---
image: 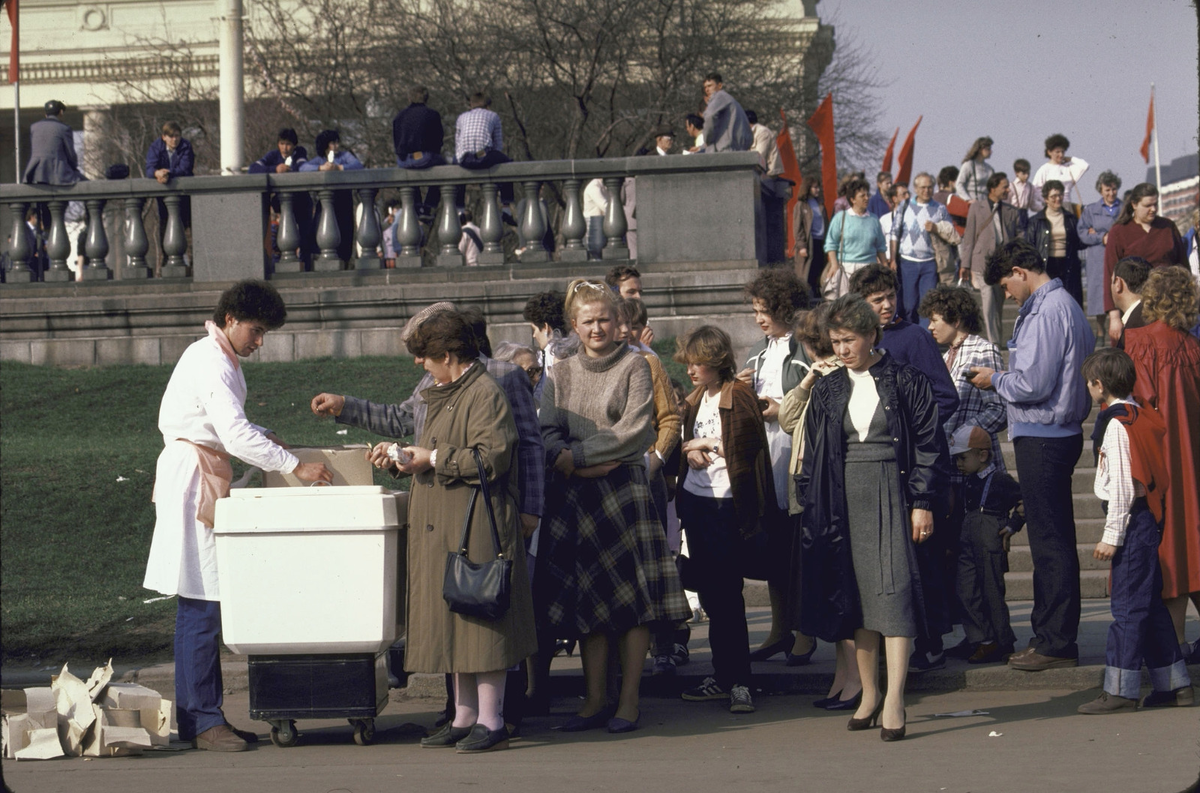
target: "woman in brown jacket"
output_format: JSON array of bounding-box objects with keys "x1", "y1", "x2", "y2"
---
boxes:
[
  {"x1": 382, "y1": 310, "x2": 537, "y2": 754},
  {"x1": 675, "y1": 326, "x2": 777, "y2": 714}
]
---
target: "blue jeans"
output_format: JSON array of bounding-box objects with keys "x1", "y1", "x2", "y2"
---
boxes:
[
  {"x1": 1104, "y1": 501, "x2": 1191, "y2": 699},
  {"x1": 397, "y1": 153, "x2": 446, "y2": 208},
  {"x1": 899, "y1": 257, "x2": 938, "y2": 327},
  {"x1": 175, "y1": 596, "x2": 226, "y2": 740},
  {"x1": 586, "y1": 216, "x2": 605, "y2": 259}
]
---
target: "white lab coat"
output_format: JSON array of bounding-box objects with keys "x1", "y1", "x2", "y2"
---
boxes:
[{"x1": 143, "y1": 334, "x2": 298, "y2": 600}]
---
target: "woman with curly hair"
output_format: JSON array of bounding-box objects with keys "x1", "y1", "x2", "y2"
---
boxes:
[
  {"x1": 1031, "y1": 133, "x2": 1088, "y2": 213},
  {"x1": 955, "y1": 136, "x2": 994, "y2": 203},
  {"x1": 1025, "y1": 179, "x2": 1084, "y2": 306},
  {"x1": 823, "y1": 177, "x2": 888, "y2": 299},
  {"x1": 1078, "y1": 171, "x2": 1123, "y2": 331},
  {"x1": 738, "y1": 267, "x2": 814, "y2": 663},
  {"x1": 1123, "y1": 267, "x2": 1200, "y2": 665},
  {"x1": 536, "y1": 279, "x2": 689, "y2": 733},
  {"x1": 1103, "y1": 183, "x2": 1188, "y2": 345}
]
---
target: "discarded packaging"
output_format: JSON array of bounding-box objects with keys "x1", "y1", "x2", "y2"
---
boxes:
[{"x1": 933, "y1": 709, "x2": 990, "y2": 717}]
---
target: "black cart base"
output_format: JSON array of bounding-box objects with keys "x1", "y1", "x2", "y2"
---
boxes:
[{"x1": 248, "y1": 652, "x2": 389, "y2": 746}]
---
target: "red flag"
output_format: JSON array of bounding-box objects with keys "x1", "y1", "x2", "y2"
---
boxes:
[
  {"x1": 895, "y1": 116, "x2": 922, "y2": 188},
  {"x1": 1140, "y1": 89, "x2": 1154, "y2": 164},
  {"x1": 777, "y1": 109, "x2": 803, "y2": 257},
  {"x1": 881, "y1": 127, "x2": 899, "y2": 174},
  {"x1": 3, "y1": 0, "x2": 17, "y2": 84},
  {"x1": 806, "y1": 93, "x2": 836, "y2": 219}
]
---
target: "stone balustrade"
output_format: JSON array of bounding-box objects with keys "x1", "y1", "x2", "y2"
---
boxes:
[{"x1": 1, "y1": 153, "x2": 766, "y2": 284}]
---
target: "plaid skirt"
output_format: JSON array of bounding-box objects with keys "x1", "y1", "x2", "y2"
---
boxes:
[{"x1": 535, "y1": 463, "x2": 691, "y2": 635}]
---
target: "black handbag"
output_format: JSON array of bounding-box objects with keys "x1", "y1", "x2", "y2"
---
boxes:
[{"x1": 442, "y1": 448, "x2": 513, "y2": 620}]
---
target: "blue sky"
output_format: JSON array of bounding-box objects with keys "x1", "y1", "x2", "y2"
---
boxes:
[{"x1": 803, "y1": 0, "x2": 1198, "y2": 201}]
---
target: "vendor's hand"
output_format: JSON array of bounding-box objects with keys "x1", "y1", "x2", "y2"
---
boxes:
[
  {"x1": 311, "y1": 392, "x2": 346, "y2": 417},
  {"x1": 293, "y1": 462, "x2": 333, "y2": 483},
  {"x1": 735, "y1": 366, "x2": 755, "y2": 385},
  {"x1": 911, "y1": 508, "x2": 934, "y2": 544},
  {"x1": 1093, "y1": 541, "x2": 1117, "y2": 562},
  {"x1": 966, "y1": 366, "x2": 996, "y2": 391},
  {"x1": 553, "y1": 449, "x2": 576, "y2": 478},
  {"x1": 520, "y1": 513, "x2": 539, "y2": 538},
  {"x1": 367, "y1": 441, "x2": 397, "y2": 471},
  {"x1": 397, "y1": 445, "x2": 432, "y2": 475},
  {"x1": 575, "y1": 461, "x2": 620, "y2": 479},
  {"x1": 647, "y1": 454, "x2": 664, "y2": 478},
  {"x1": 640, "y1": 324, "x2": 655, "y2": 347},
  {"x1": 686, "y1": 449, "x2": 713, "y2": 469},
  {"x1": 761, "y1": 396, "x2": 780, "y2": 422},
  {"x1": 265, "y1": 432, "x2": 291, "y2": 449}
]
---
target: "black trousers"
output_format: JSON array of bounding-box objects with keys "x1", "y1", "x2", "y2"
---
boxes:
[
  {"x1": 1014, "y1": 434, "x2": 1083, "y2": 658},
  {"x1": 677, "y1": 490, "x2": 751, "y2": 690}
]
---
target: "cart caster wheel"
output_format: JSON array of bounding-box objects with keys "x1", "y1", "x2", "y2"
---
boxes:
[
  {"x1": 270, "y1": 720, "x2": 298, "y2": 747},
  {"x1": 351, "y1": 719, "x2": 375, "y2": 746}
]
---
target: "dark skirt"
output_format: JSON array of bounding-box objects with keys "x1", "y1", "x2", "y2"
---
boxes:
[{"x1": 535, "y1": 463, "x2": 691, "y2": 635}]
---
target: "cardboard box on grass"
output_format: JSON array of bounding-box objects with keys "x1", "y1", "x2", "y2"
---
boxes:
[{"x1": 263, "y1": 445, "x2": 374, "y2": 487}]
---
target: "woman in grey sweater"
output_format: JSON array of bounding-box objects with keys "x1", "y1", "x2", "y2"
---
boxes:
[{"x1": 536, "y1": 279, "x2": 690, "y2": 734}]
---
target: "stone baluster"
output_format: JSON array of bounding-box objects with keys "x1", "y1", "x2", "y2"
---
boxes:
[
  {"x1": 5, "y1": 202, "x2": 33, "y2": 283},
  {"x1": 559, "y1": 179, "x2": 588, "y2": 262},
  {"x1": 602, "y1": 177, "x2": 629, "y2": 259},
  {"x1": 354, "y1": 188, "x2": 382, "y2": 270},
  {"x1": 477, "y1": 181, "x2": 505, "y2": 265},
  {"x1": 313, "y1": 189, "x2": 343, "y2": 270},
  {"x1": 43, "y1": 200, "x2": 73, "y2": 281},
  {"x1": 161, "y1": 194, "x2": 189, "y2": 277},
  {"x1": 518, "y1": 181, "x2": 548, "y2": 263},
  {"x1": 394, "y1": 185, "x2": 424, "y2": 267},
  {"x1": 274, "y1": 192, "x2": 303, "y2": 273},
  {"x1": 81, "y1": 198, "x2": 111, "y2": 280},
  {"x1": 435, "y1": 184, "x2": 464, "y2": 266},
  {"x1": 123, "y1": 197, "x2": 150, "y2": 278}
]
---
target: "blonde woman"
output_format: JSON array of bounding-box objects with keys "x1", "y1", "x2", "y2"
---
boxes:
[{"x1": 537, "y1": 279, "x2": 689, "y2": 733}]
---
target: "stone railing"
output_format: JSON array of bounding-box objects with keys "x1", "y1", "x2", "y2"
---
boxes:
[{"x1": 1, "y1": 152, "x2": 766, "y2": 284}]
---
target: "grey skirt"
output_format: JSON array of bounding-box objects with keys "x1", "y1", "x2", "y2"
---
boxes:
[{"x1": 845, "y1": 445, "x2": 917, "y2": 638}]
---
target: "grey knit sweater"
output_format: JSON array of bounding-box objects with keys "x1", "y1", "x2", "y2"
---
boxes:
[{"x1": 540, "y1": 342, "x2": 655, "y2": 468}]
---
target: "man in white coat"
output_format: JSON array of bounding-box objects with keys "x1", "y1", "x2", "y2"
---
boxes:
[{"x1": 143, "y1": 280, "x2": 331, "y2": 752}]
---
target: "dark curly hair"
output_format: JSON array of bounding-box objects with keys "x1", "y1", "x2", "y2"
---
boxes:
[
  {"x1": 744, "y1": 266, "x2": 810, "y2": 324},
  {"x1": 212, "y1": 280, "x2": 287, "y2": 329},
  {"x1": 794, "y1": 303, "x2": 834, "y2": 357},
  {"x1": 918, "y1": 285, "x2": 982, "y2": 334},
  {"x1": 405, "y1": 310, "x2": 480, "y2": 362},
  {"x1": 1043, "y1": 133, "x2": 1070, "y2": 157},
  {"x1": 984, "y1": 239, "x2": 1044, "y2": 286},
  {"x1": 522, "y1": 290, "x2": 567, "y2": 333},
  {"x1": 849, "y1": 264, "x2": 897, "y2": 298},
  {"x1": 841, "y1": 177, "x2": 871, "y2": 202}
]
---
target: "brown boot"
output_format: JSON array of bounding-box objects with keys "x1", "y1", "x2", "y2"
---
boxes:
[{"x1": 193, "y1": 724, "x2": 250, "y2": 752}]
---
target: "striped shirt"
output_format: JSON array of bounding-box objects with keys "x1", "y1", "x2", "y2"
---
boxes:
[{"x1": 944, "y1": 333, "x2": 1007, "y2": 479}]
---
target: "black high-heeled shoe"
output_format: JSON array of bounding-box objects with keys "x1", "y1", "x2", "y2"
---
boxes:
[
  {"x1": 847, "y1": 698, "x2": 884, "y2": 731},
  {"x1": 880, "y1": 709, "x2": 907, "y2": 742},
  {"x1": 824, "y1": 689, "x2": 863, "y2": 711},
  {"x1": 813, "y1": 690, "x2": 842, "y2": 709},
  {"x1": 749, "y1": 638, "x2": 791, "y2": 662},
  {"x1": 786, "y1": 639, "x2": 818, "y2": 667}
]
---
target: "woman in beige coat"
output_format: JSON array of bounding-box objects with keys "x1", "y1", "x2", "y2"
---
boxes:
[{"x1": 379, "y1": 310, "x2": 536, "y2": 754}]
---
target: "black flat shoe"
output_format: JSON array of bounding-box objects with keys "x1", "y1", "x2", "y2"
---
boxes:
[
  {"x1": 813, "y1": 690, "x2": 842, "y2": 709},
  {"x1": 455, "y1": 724, "x2": 509, "y2": 753},
  {"x1": 825, "y1": 689, "x2": 863, "y2": 711},
  {"x1": 749, "y1": 638, "x2": 791, "y2": 662},
  {"x1": 557, "y1": 707, "x2": 615, "y2": 732},
  {"x1": 786, "y1": 640, "x2": 818, "y2": 667},
  {"x1": 881, "y1": 709, "x2": 907, "y2": 742},
  {"x1": 421, "y1": 722, "x2": 473, "y2": 748},
  {"x1": 847, "y1": 699, "x2": 884, "y2": 731}
]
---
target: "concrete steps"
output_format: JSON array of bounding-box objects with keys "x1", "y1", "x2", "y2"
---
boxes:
[{"x1": 1004, "y1": 570, "x2": 1110, "y2": 600}]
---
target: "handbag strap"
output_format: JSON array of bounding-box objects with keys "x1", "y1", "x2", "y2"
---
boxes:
[{"x1": 455, "y1": 448, "x2": 505, "y2": 560}]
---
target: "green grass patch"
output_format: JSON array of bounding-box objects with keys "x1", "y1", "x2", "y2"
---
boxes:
[{"x1": 1, "y1": 356, "x2": 426, "y2": 664}]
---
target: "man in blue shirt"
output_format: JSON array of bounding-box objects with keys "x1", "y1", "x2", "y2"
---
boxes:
[
  {"x1": 867, "y1": 171, "x2": 892, "y2": 219},
  {"x1": 968, "y1": 239, "x2": 1095, "y2": 672},
  {"x1": 145, "y1": 121, "x2": 196, "y2": 266},
  {"x1": 249, "y1": 128, "x2": 312, "y2": 267}
]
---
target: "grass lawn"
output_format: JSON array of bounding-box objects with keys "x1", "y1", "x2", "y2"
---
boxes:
[{"x1": 1, "y1": 340, "x2": 688, "y2": 666}]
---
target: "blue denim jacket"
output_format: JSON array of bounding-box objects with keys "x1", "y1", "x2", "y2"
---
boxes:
[{"x1": 993, "y1": 278, "x2": 1094, "y2": 438}]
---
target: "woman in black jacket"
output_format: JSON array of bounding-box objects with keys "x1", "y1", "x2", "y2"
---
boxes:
[
  {"x1": 796, "y1": 294, "x2": 948, "y2": 741},
  {"x1": 1024, "y1": 179, "x2": 1083, "y2": 306}
]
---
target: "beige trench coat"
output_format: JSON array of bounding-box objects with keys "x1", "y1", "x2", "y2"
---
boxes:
[{"x1": 404, "y1": 363, "x2": 537, "y2": 674}]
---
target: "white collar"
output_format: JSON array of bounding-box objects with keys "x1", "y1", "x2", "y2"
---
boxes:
[{"x1": 1121, "y1": 299, "x2": 1142, "y2": 327}]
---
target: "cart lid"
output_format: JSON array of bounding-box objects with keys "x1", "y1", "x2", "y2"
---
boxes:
[{"x1": 214, "y1": 486, "x2": 403, "y2": 533}]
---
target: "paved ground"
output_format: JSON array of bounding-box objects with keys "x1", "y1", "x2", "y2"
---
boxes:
[{"x1": 4, "y1": 602, "x2": 1199, "y2": 792}]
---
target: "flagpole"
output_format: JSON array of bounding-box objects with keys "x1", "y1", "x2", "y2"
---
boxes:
[
  {"x1": 13, "y1": 79, "x2": 19, "y2": 182},
  {"x1": 1151, "y1": 83, "x2": 1161, "y2": 195}
]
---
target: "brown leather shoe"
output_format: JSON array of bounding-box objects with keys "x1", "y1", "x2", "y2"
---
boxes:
[
  {"x1": 1141, "y1": 686, "x2": 1195, "y2": 708},
  {"x1": 1006, "y1": 645, "x2": 1036, "y2": 664},
  {"x1": 968, "y1": 642, "x2": 1015, "y2": 664},
  {"x1": 1077, "y1": 691, "x2": 1137, "y2": 714},
  {"x1": 193, "y1": 724, "x2": 249, "y2": 752},
  {"x1": 1009, "y1": 651, "x2": 1078, "y2": 672}
]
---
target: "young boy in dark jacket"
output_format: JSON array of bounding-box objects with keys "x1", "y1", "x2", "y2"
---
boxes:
[
  {"x1": 949, "y1": 425, "x2": 1023, "y2": 664},
  {"x1": 1077, "y1": 348, "x2": 1192, "y2": 714}
]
